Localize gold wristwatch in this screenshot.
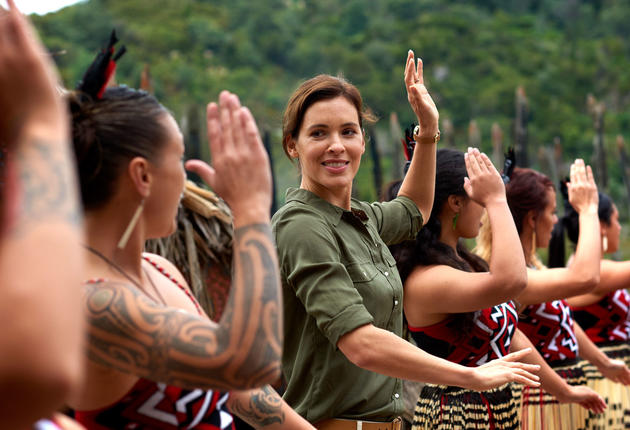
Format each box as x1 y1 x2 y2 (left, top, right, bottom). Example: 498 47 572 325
413 125 440 144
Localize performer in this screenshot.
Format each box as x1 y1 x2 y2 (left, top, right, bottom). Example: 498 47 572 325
272 50 540 429
0 1 84 427
476 164 623 429
392 148 603 430
551 187 630 428
66 34 312 429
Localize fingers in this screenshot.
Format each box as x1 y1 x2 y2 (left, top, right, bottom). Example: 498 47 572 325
510 369 541 387
239 106 266 157
416 57 424 86
206 102 222 155
501 347 534 362
219 91 235 156
480 152 497 174
185 160 216 189
465 147 483 177
404 50 415 88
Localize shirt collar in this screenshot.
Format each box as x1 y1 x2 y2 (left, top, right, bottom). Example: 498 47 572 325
285 187 368 226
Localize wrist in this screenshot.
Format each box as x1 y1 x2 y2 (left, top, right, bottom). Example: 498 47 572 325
578 205 599 216
483 197 508 209
231 205 270 228
413 125 440 145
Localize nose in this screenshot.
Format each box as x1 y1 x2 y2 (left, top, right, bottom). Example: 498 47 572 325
327 133 344 154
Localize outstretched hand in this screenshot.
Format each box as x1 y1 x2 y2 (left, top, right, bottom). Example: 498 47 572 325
185 91 272 226
462 147 506 207
600 358 630 386
467 348 540 391
0 0 66 145
404 50 439 141
567 159 598 214
558 385 607 414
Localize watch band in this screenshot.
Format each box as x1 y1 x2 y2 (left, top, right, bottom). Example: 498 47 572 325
413 125 440 144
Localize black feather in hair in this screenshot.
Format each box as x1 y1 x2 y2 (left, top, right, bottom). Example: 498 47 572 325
76 30 126 100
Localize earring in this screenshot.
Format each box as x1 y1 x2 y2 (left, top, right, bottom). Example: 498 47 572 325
117 199 145 249
602 236 609 253
452 212 459 230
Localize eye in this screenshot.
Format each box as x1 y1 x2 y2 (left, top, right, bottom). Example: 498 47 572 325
310 129 325 138
342 128 358 136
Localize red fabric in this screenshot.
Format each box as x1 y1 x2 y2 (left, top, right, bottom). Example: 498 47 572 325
408 301 518 366
573 289 630 344
518 299 578 362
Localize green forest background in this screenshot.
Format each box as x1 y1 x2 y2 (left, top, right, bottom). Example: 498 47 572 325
31 0 630 258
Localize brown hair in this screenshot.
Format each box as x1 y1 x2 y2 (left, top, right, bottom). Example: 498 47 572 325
281 74 375 159
69 86 170 210
474 167 554 268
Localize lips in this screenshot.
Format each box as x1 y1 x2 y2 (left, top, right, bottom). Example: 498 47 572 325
322 160 349 167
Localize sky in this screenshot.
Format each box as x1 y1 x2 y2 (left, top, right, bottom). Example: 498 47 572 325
1 0 84 15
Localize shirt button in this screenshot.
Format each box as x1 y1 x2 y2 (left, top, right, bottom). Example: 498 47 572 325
394 299 399 306
384 271 389 276
394 393 400 399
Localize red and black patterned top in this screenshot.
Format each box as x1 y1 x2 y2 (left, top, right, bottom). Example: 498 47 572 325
572 290 630 344
74 380 234 430
518 299 578 363
75 257 234 430
408 301 518 366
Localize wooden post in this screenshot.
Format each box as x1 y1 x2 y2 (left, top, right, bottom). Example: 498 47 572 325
616 135 630 216
262 130 277 215
468 120 480 148
515 86 529 167
389 112 403 180
587 94 608 190
553 137 568 180
368 128 383 198
491 122 503 168
442 118 455 148
140 63 153 94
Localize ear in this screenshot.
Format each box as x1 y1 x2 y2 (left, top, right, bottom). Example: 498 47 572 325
127 156 152 199
286 137 299 159
447 194 464 214
525 210 537 230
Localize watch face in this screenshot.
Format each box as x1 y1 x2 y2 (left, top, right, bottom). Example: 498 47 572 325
413 125 421 136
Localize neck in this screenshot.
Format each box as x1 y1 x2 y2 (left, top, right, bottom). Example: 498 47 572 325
438 214 460 254
84 205 146 279
300 180 353 210
520 228 534 266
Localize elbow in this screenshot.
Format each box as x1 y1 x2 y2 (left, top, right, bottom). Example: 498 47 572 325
493 271 528 300
338 331 379 370
574 271 600 292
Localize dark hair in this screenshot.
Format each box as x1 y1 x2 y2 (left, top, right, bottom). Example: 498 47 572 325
505 168 555 234
548 188 613 267
70 86 169 210
389 148 488 340
281 74 375 160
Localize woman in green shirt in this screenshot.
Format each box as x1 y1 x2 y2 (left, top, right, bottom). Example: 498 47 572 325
271 50 541 428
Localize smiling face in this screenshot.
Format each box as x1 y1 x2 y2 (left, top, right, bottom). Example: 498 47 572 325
287 96 365 207
535 187 559 248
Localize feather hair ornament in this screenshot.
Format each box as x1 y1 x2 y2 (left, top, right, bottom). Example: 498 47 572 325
76 30 126 99
501 147 516 184
401 123 417 175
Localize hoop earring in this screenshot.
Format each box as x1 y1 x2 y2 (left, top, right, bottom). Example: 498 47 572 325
602 236 609 253
452 212 459 230
117 199 145 249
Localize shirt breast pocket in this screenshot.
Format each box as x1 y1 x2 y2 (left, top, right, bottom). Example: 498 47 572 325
345 261 378 284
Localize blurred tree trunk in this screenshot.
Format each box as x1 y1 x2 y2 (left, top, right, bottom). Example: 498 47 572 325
515 86 529 167
262 129 277 215
616 135 630 216
491 122 503 168
587 94 608 190
442 118 455 148
368 128 383 199
389 112 403 180
468 120 480 148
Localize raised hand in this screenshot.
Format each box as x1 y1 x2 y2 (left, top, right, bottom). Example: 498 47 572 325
468 348 540 391
567 159 598 214
186 91 273 226
404 50 439 141
0 0 66 145
462 147 506 207
557 385 607 414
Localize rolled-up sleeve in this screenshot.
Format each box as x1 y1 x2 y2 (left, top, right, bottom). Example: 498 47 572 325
363 195 423 245
274 206 374 347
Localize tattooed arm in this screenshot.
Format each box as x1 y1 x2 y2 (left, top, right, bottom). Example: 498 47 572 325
0 1 84 428
84 224 281 390
227 386 315 429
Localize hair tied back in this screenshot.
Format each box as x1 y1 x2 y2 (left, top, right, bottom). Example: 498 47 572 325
76 29 127 100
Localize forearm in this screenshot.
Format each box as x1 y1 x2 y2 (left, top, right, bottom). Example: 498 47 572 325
217 223 283 385
228 386 315 429
487 201 527 286
340 325 474 387
0 130 84 409
397 141 437 223
571 210 601 284
574 323 609 370
511 329 570 399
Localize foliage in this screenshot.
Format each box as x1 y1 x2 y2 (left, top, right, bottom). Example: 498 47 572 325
31 0 630 221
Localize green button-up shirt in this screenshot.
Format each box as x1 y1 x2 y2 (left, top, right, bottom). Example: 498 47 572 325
271 188 423 423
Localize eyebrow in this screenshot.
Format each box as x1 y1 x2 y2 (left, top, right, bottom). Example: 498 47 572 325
307 122 359 130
